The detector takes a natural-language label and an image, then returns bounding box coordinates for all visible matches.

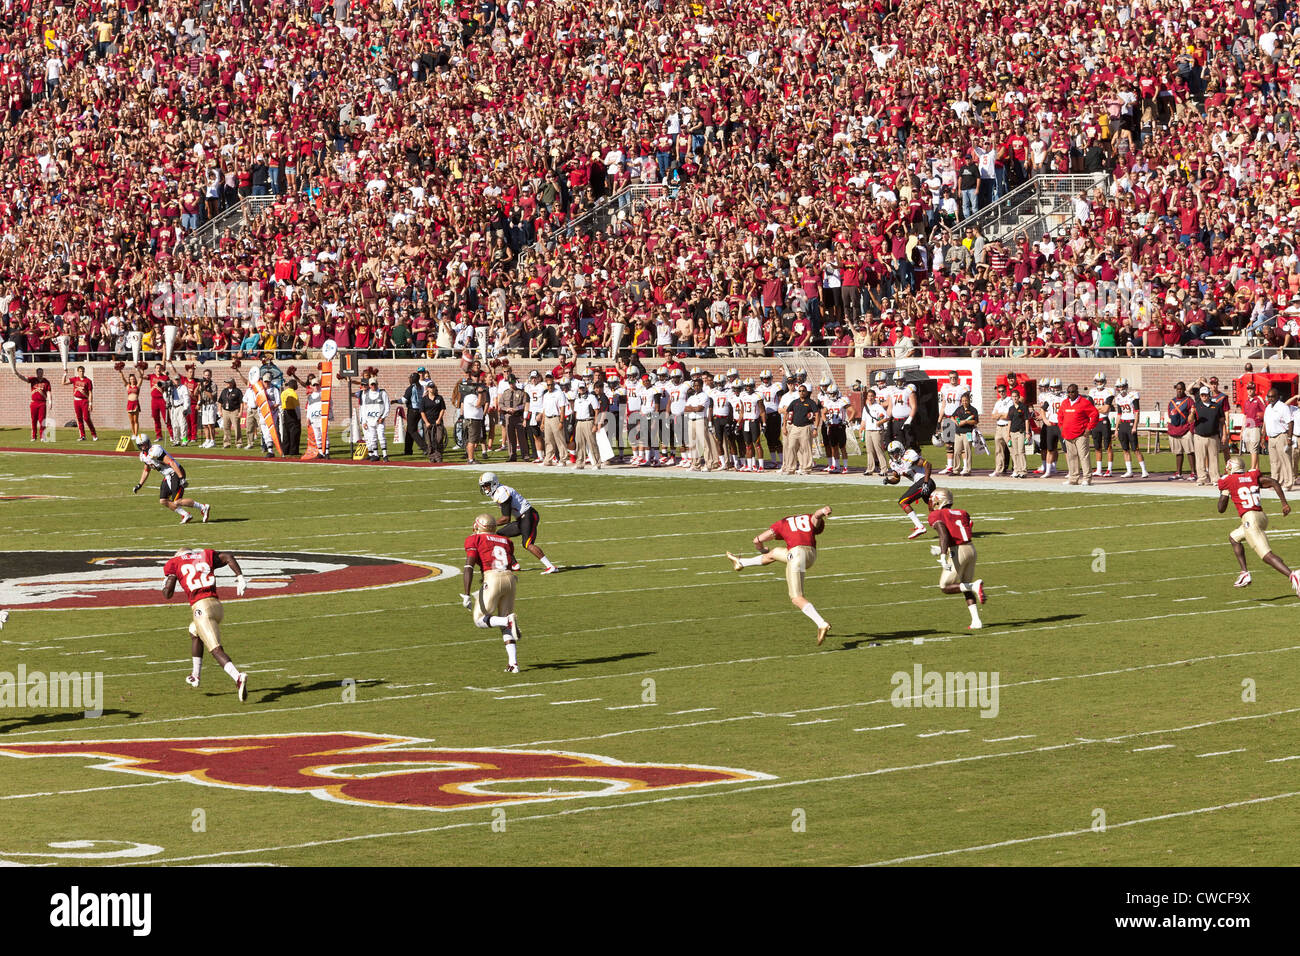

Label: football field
[1,438,1299,867]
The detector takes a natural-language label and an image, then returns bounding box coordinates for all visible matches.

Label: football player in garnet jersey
[463,513,524,672]
[132,435,211,524]
[726,506,833,645]
[479,473,558,573]
[883,440,936,539]
[162,548,249,699]
[1216,458,1300,594]
[926,488,986,630]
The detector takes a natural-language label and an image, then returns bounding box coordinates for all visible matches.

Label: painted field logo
[0,733,773,811]
[0,551,452,610]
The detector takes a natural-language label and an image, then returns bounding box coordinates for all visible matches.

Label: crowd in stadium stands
[5,0,1300,364]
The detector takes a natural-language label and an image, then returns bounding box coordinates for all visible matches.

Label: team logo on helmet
[887,440,905,460]
[1225,457,1244,475]
[931,488,953,509]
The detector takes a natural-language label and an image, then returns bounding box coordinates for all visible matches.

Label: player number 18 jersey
[771,514,820,549]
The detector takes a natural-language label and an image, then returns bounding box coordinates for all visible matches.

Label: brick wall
[4,355,1298,435]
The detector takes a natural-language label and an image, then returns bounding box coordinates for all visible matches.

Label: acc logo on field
[0,551,453,610]
[0,733,774,811]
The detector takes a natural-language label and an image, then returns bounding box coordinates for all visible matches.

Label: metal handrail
[185,195,279,250]
[948,173,1110,242]
[517,183,672,267]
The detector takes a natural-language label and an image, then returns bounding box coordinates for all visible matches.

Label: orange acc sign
[0,733,773,811]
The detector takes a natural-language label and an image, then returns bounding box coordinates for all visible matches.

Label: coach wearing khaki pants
[862,389,888,474]
[991,383,1013,475]
[1264,388,1296,490]
[1192,386,1224,486]
[1058,384,1100,486]
[540,377,569,465]
[783,385,819,475]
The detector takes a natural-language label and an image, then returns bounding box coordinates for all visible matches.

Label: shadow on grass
[204,517,250,523]
[551,564,605,573]
[255,678,386,704]
[0,708,142,734]
[527,651,654,671]
[993,613,1083,627]
[839,628,940,649]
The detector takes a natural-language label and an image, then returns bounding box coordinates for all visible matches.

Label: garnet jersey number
[772,514,820,549]
[1218,470,1264,517]
[928,508,973,543]
[164,548,220,605]
[465,533,516,571]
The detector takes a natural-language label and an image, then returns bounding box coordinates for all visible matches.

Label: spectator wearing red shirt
[1058,383,1101,486]
[1240,380,1267,472]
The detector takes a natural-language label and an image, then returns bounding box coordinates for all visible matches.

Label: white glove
[235,574,247,596]
[0,608,8,630]
[929,545,942,557]
[461,593,472,610]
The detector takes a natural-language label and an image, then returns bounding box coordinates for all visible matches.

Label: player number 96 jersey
[1218,470,1264,516]
[163,548,219,605]
[465,532,516,571]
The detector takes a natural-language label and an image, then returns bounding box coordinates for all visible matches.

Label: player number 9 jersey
[465,532,516,571]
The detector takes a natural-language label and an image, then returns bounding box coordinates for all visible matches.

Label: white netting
[776,349,861,456]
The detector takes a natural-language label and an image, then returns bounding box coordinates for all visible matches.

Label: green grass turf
[1,439,1298,866]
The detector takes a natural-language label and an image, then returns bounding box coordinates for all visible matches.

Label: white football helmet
[903,448,922,466]
[134,434,151,450]
[1225,457,1245,475]
[148,445,165,462]
[1094,372,1107,383]
[478,472,499,496]
[1116,378,1128,389]
[887,440,905,460]
[1049,377,1061,390]
[473,513,496,533]
[931,488,953,509]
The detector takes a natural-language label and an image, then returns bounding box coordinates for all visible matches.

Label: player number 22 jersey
[163,548,220,605]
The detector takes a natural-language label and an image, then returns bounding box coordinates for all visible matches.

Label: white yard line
[853,723,905,732]
[550,698,602,706]
[1131,744,1176,752]
[0,780,176,801]
[1196,749,1246,758]
[858,790,1300,867]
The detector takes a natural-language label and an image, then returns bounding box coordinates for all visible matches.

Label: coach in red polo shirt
[1059,383,1101,486]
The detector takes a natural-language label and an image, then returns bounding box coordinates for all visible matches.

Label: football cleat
[236,672,248,702]
[907,527,927,540]
[1234,571,1252,588]
[973,580,986,604]
[540,565,559,574]
[179,511,192,524]
[816,623,831,646]
[504,664,520,673]
[200,503,211,523]
[185,675,200,689]
[726,552,744,572]
[1290,571,1300,597]
[968,621,984,631]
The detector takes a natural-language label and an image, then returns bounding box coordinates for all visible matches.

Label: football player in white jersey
[938,370,970,474]
[358,375,391,461]
[131,435,211,524]
[1113,378,1149,478]
[758,370,785,469]
[883,440,936,539]
[305,382,325,455]
[821,383,849,473]
[667,368,690,467]
[629,373,652,465]
[479,473,558,573]
[737,379,763,471]
[1036,377,1063,476]
[887,370,918,450]
[1088,372,1116,477]
[525,370,548,463]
